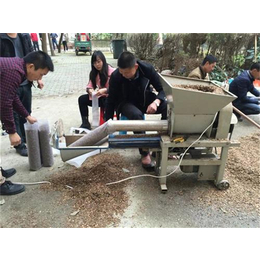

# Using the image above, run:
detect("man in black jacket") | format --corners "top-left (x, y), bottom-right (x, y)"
top-left (105, 51), bottom-right (167, 169)
top-left (0, 33), bottom-right (44, 156)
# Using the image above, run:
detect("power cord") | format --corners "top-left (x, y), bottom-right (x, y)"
top-left (106, 113), bottom-right (218, 186)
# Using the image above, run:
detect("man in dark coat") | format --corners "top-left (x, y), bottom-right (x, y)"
top-left (105, 51), bottom-right (167, 169)
top-left (229, 62), bottom-right (260, 119)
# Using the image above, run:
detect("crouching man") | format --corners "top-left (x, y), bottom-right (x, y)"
top-left (105, 51), bottom-right (167, 170)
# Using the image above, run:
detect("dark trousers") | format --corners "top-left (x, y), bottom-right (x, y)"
top-left (234, 98), bottom-right (260, 115)
top-left (120, 94), bottom-right (167, 156)
top-left (62, 41), bottom-right (68, 51)
top-left (14, 82), bottom-right (32, 147)
top-left (33, 41), bottom-right (39, 51)
top-left (78, 94), bottom-right (106, 119)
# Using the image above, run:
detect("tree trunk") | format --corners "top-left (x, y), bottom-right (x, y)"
top-left (41, 33), bottom-right (48, 53)
top-left (58, 33), bottom-right (64, 53)
top-left (48, 33), bottom-right (55, 56)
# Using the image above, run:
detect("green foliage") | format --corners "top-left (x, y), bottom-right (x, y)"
top-left (91, 33), bottom-right (113, 40)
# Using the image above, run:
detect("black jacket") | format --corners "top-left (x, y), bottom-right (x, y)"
top-left (0, 33), bottom-right (33, 57)
top-left (105, 60), bottom-right (166, 120)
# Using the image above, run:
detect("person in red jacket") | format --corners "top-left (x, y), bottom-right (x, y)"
top-left (30, 33), bottom-right (40, 51)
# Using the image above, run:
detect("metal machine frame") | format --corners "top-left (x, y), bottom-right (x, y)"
top-left (155, 134), bottom-right (239, 193)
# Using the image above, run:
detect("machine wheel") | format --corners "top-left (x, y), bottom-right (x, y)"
top-left (216, 180), bottom-right (230, 190)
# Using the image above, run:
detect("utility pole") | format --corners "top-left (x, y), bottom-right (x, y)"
top-left (254, 34), bottom-right (257, 62)
top-left (158, 33), bottom-right (163, 45)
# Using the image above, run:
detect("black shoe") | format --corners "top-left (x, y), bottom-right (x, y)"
top-left (1, 168), bottom-right (16, 178)
top-left (79, 122), bottom-right (91, 130)
top-left (142, 162), bottom-right (156, 172)
top-left (0, 180), bottom-right (25, 195)
top-left (15, 144), bottom-right (28, 157)
top-left (80, 116), bottom-right (91, 130)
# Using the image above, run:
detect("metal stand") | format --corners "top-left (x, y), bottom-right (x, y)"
top-left (157, 135), bottom-right (240, 193)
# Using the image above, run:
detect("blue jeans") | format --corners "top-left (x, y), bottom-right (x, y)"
top-left (233, 97), bottom-right (260, 115)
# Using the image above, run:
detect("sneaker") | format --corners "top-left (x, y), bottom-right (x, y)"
top-left (1, 168), bottom-right (16, 178)
top-left (15, 144), bottom-right (28, 157)
top-left (0, 180), bottom-right (25, 195)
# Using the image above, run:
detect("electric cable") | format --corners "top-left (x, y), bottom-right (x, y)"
top-left (106, 113), bottom-right (218, 186)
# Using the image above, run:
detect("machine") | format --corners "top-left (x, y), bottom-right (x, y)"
top-left (57, 74), bottom-right (240, 193)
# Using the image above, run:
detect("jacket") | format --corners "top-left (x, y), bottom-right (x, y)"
top-left (105, 60), bottom-right (166, 120)
top-left (0, 33), bottom-right (34, 57)
top-left (86, 65), bottom-right (115, 100)
top-left (188, 66), bottom-right (209, 80)
top-left (229, 70), bottom-right (260, 104)
top-left (30, 33), bottom-right (38, 42)
top-left (0, 57), bottom-right (29, 134)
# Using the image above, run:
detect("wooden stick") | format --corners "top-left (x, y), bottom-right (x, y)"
top-left (233, 106), bottom-right (260, 129)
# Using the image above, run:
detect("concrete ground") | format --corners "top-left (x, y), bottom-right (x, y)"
top-left (0, 51), bottom-right (259, 228)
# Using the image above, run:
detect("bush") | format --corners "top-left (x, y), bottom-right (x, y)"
top-left (127, 33), bottom-right (157, 60)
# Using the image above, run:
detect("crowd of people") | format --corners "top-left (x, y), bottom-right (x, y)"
top-left (0, 33), bottom-right (259, 196)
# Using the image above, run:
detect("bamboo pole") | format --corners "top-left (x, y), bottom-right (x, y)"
top-left (233, 106), bottom-right (260, 129)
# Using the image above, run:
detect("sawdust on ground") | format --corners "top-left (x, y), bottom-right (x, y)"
top-left (194, 132), bottom-right (260, 215)
top-left (41, 133), bottom-right (259, 227)
top-left (42, 153), bottom-right (135, 228)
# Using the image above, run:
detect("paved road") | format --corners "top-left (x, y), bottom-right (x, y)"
top-left (32, 51), bottom-right (117, 97)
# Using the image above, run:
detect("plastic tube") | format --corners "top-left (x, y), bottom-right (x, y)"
top-left (24, 122), bottom-right (42, 171)
top-left (38, 119), bottom-right (54, 167)
top-left (92, 91), bottom-right (99, 129)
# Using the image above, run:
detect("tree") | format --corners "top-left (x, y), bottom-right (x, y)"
top-left (41, 33), bottom-right (48, 53)
top-left (48, 33), bottom-right (55, 56)
top-left (58, 33), bottom-right (64, 53)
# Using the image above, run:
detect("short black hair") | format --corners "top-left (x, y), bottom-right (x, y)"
top-left (202, 55), bottom-right (217, 65)
top-left (117, 51), bottom-right (136, 69)
top-left (23, 51), bottom-right (54, 72)
top-left (250, 62), bottom-right (260, 71)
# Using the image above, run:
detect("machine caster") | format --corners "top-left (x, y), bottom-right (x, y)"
top-left (215, 180), bottom-right (230, 190)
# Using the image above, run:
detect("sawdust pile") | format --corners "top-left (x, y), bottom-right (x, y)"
top-left (42, 152), bottom-right (134, 228)
top-left (173, 84), bottom-right (225, 95)
top-left (196, 133), bottom-right (260, 214)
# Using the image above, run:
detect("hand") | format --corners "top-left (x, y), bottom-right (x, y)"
top-left (146, 102), bottom-right (158, 114)
top-left (26, 115), bottom-right (37, 124)
top-left (9, 133), bottom-right (21, 146)
top-left (96, 88), bottom-right (107, 97)
top-left (87, 88), bottom-right (94, 97)
top-left (37, 79), bottom-right (44, 90)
